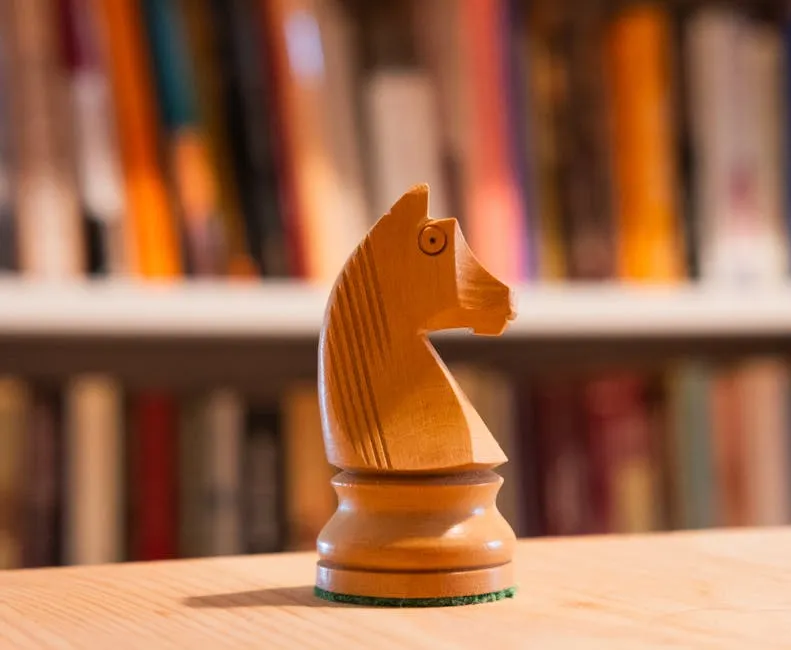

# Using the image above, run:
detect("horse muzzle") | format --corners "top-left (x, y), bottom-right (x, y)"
top-left (458, 279), bottom-right (517, 336)
top-left (470, 291), bottom-right (516, 335)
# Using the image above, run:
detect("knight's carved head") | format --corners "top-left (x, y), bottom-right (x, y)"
top-left (367, 184), bottom-right (516, 336)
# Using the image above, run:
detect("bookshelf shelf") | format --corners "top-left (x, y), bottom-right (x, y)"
top-left (0, 278), bottom-right (326, 339)
top-left (1, 278), bottom-right (790, 340)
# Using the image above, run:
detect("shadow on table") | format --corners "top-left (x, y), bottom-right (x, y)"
top-left (183, 585), bottom-right (342, 609)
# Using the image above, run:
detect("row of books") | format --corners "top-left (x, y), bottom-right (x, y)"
top-left (1, 0), bottom-right (788, 287)
top-left (523, 358), bottom-right (791, 536)
top-left (0, 376), bottom-right (334, 569)
top-left (0, 0), bottom-right (328, 281)
top-left (514, 0), bottom-right (790, 285)
top-left (2, 356), bottom-right (790, 569)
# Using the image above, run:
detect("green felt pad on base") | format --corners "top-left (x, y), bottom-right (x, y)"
top-left (314, 585), bottom-right (517, 608)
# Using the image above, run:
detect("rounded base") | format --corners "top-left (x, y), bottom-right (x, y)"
top-left (315, 560), bottom-right (514, 600)
top-left (313, 585), bottom-right (517, 608)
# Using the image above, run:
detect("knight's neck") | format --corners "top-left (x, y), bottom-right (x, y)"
top-left (381, 331), bottom-right (454, 390)
top-left (375, 331), bottom-right (505, 471)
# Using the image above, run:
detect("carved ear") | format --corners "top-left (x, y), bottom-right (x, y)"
top-left (388, 183), bottom-right (429, 222)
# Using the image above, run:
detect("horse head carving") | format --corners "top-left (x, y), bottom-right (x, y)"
top-left (318, 184), bottom-right (516, 473)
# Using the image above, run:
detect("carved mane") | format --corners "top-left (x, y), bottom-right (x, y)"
top-left (320, 231), bottom-right (393, 470)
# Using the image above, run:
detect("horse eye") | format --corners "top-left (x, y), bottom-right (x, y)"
top-left (418, 225), bottom-right (447, 256)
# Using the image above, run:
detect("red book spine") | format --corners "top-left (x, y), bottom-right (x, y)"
top-left (533, 380), bottom-right (589, 536)
top-left (257, 0), bottom-right (307, 278)
top-left (582, 375), bottom-right (631, 533)
top-left (583, 374), bottom-right (650, 534)
top-left (583, 379), bottom-right (612, 534)
top-left (131, 393), bottom-right (178, 560)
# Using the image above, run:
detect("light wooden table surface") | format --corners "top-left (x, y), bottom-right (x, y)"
top-left (2, 527), bottom-right (790, 649)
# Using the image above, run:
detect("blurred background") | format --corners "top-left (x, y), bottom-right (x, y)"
top-left (1, 0), bottom-right (791, 569)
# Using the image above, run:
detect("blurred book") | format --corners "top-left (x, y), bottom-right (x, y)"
top-left (530, 379), bottom-right (589, 536)
top-left (204, 389), bottom-right (244, 556)
top-left (0, 378), bottom-right (29, 569)
top-left (535, 0), bottom-right (615, 281)
top-left (667, 362), bottom-right (715, 530)
top-left (460, 0), bottom-right (529, 282)
top-left (64, 375), bottom-right (124, 565)
top-left (412, 0), bottom-right (468, 225)
top-left (583, 374), bottom-right (657, 534)
top-left (143, 0), bottom-right (226, 277)
top-left (686, 7), bottom-right (789, 283)
top-left (178, 0), bottom-right (257, 277)
top-left (0, 6), bottom-right (16, 274)
top-left (8, 0), bottom-right (85, 277)
top-left (738, 358), bottom-right (791, 526)
top-left (282, 382), bottom-right (335, 550)
top-left (179, 394), bottom-right (208, 558)
top-left (60, 0), bottom-right (127, 276)
top-left (209, 0), bottom-right (288, 277)
top-left (264, 0), bottom-right (367, 281)
top-left (179, 388), bottom-right (249, 558)
top-left (95, 0), bottom-right (182, 277)
top-left (606, 2), bottom-right (685, 282)
top-left (129, 391), bottom-right (178, 561)
top-left (363, 2), bottom-right (449, 222)
top-left (22, 387), bottom-right (62, 568)
top-left (244, 404), bottom-right (284, 554)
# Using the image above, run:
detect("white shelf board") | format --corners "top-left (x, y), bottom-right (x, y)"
top-left (0, 279), bottom-right (328, 338)
top-left (0, 278), bottom-right (790, 339)
top-left (509, 283), bottom-right (791, 337)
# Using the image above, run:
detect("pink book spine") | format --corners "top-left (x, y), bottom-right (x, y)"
top-left (461, 0), bottom-right (528, 282)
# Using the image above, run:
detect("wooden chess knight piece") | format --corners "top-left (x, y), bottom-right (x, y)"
top-left (315, 184), bottom-right (517, 603)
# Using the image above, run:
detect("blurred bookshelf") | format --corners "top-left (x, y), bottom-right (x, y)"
top-left (3, 0), bottom-right (791, 575)
top-left (4, 278), bottom-right (791, 340)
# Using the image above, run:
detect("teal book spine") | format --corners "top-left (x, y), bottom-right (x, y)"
top-left (142, 0), bottom-right (225, 276)
top-left (142, 0), bottom-right (198, 129)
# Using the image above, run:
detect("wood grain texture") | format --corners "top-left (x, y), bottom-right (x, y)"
top-left (315, 470), bottom-right (516, 598)
top-left (1, 529), bottom-right (791, 649)
top-left (318, 184), bottom-right (516, 473)
top-left (316, 184), bottom-right (517, 598)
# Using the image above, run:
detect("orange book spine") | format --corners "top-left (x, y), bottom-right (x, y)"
top-left (606, 4), bottom-right (684, 282)
top-left (92, 0), bottom-right (181, 278)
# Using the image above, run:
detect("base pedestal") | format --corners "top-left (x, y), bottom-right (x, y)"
top-left (315, 470), bottom-right (516, 600)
